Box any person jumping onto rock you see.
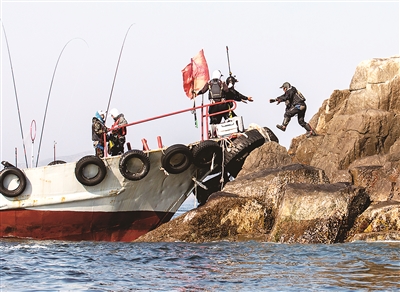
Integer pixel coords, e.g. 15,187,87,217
270,82,316,137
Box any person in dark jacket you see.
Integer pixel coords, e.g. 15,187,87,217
225,76,253,118
92,110,108,158
270,82,316,137
195,70,230,137
108,108,128,156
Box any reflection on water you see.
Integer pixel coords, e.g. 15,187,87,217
1,239,399,291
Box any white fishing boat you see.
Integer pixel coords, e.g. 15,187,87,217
0,101,277,242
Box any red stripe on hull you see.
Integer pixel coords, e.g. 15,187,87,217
0,209,174,242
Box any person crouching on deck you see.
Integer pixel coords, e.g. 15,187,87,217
108,108,128,156
92,110,108,158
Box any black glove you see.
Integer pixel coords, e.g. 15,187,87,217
269,99,276,103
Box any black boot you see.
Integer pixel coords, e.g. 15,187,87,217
305,123,317,137
276,124,286,132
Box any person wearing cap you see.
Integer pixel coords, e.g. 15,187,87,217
92,110,108,158
225,75,253,118
194,70,229,136
270,82,316,137
108,108,128,156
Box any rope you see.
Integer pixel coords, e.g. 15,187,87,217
220,139,229,188
192,177,207,190
159,167,169,176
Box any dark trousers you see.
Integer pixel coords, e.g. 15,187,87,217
109,135,126,156
284,104,307,128
209,103,231,124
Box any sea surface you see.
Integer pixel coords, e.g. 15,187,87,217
1,196,399,292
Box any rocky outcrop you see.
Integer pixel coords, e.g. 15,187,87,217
290,56,400,199
237,141,292,176
136,193,266,243
269,182,370,243
135,56,400,244
347,201,400,241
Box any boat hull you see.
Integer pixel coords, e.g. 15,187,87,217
0,148,207,242
1,209,173,241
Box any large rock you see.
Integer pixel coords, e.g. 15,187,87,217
223,164,329,209
238,142,292,177
349,164,400,202
347,201,400,241
135,193,266,243
268,182,370,244
350,57,400,91
136,164,334,243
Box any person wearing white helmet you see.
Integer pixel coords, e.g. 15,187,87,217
92,110,108,158
270,82,316,137
194,70,229,135
108,108,128,156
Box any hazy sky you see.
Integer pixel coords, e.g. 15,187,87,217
1,1,399,167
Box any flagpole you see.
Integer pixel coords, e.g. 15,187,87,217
201,94,204,141
191,58,198,129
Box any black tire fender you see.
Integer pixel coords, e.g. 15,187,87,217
161,144,193,174
119,150,150,181
263,127,279,143
0,167,27,197
192,140,222,168
223,129,265,176
48,160,66,166
75,155,107,186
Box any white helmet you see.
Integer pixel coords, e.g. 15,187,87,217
110,108,119,118
211,70,223,80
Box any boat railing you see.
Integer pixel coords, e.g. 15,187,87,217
103,100,237,155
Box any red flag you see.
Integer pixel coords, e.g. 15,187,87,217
182,49,209,99
182,62,194,99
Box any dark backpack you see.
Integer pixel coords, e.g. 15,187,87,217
209,80,222,101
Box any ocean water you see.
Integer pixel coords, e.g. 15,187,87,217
1,197,399,292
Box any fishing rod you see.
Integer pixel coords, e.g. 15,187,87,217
1,21,29,168
35,38,88,167
104,23,134,124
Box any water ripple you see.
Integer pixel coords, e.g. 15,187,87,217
1,239,399,291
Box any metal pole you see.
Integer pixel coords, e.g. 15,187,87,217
30,120,36,168
53,141,57,162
